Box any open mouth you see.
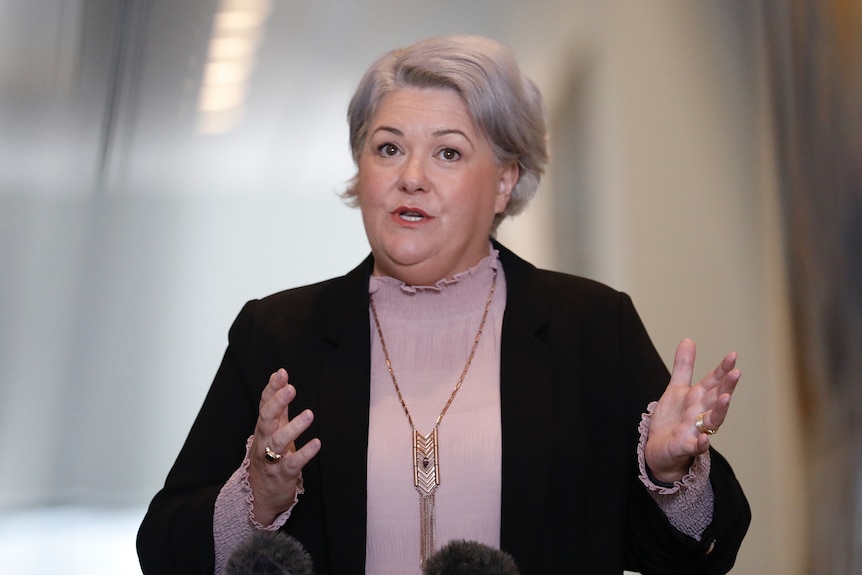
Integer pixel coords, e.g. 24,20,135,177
395,207,430,222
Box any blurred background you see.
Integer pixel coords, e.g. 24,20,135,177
1,1,860,573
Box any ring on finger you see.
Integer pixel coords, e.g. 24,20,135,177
695,412,718,435
264,446,283,462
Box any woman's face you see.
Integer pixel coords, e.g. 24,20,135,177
356,87,518,285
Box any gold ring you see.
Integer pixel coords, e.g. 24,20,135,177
264,446,283,462
695,412,718,435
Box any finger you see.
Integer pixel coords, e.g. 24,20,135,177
696,356,740,424
257,378,296,438
698,352,738,392
281,437,322,475
704,382,736,429
260,369,289,404
269,408,315,454
667,339,696,388
718,364,742,397
259,382,296,424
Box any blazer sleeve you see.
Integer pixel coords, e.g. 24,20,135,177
137,300,266,575
618,293,751,574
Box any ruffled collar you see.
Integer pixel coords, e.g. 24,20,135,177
368,248,500,295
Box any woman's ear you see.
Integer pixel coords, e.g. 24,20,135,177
494,162,519,214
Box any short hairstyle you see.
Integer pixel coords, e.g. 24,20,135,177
343,34,549,231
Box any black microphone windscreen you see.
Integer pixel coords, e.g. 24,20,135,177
421,539,520,575
223,530,314,575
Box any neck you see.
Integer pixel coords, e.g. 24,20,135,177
371,245,493,286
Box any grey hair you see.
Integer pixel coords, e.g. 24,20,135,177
343,34,549,231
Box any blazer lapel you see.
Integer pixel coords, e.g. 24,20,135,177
317,256,373,573
496,243,555,566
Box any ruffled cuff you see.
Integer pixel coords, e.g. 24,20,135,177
637,401,714,541
213,435,304,574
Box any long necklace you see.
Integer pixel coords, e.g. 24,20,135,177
368,267,497,565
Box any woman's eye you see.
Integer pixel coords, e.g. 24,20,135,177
378,143,400,157
438,148,460,161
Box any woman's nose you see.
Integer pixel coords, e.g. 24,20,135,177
398,155,429,193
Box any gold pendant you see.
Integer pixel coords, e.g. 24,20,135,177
413,428,440,495
413,428,439,563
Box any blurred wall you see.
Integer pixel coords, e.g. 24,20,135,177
0,1,807,573
499,3,806,572
763,1,862,572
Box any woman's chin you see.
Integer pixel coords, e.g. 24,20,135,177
373,251,435,281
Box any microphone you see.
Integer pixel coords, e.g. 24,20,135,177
421,539,520,575
223,531,314,575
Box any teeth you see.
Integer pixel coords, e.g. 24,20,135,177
399,212,424,222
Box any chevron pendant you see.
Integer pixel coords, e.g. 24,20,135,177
413,428,440,495
413,428,440,563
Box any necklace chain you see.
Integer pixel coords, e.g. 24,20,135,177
368,266,498,564
368,267,498,431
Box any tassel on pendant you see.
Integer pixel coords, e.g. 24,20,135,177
419,492,436,564
414,428,440,564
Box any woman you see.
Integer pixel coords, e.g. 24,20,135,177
137,35,750,574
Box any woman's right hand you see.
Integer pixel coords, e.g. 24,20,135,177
248,368,321,525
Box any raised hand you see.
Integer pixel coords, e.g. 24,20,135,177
248,368,321,525
644,339,740,484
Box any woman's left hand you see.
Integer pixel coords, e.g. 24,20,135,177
644,338,741,484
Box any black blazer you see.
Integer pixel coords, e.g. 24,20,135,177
137,242,750,574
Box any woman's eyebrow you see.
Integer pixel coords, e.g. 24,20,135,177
372,126,403,137
432,128,472,144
